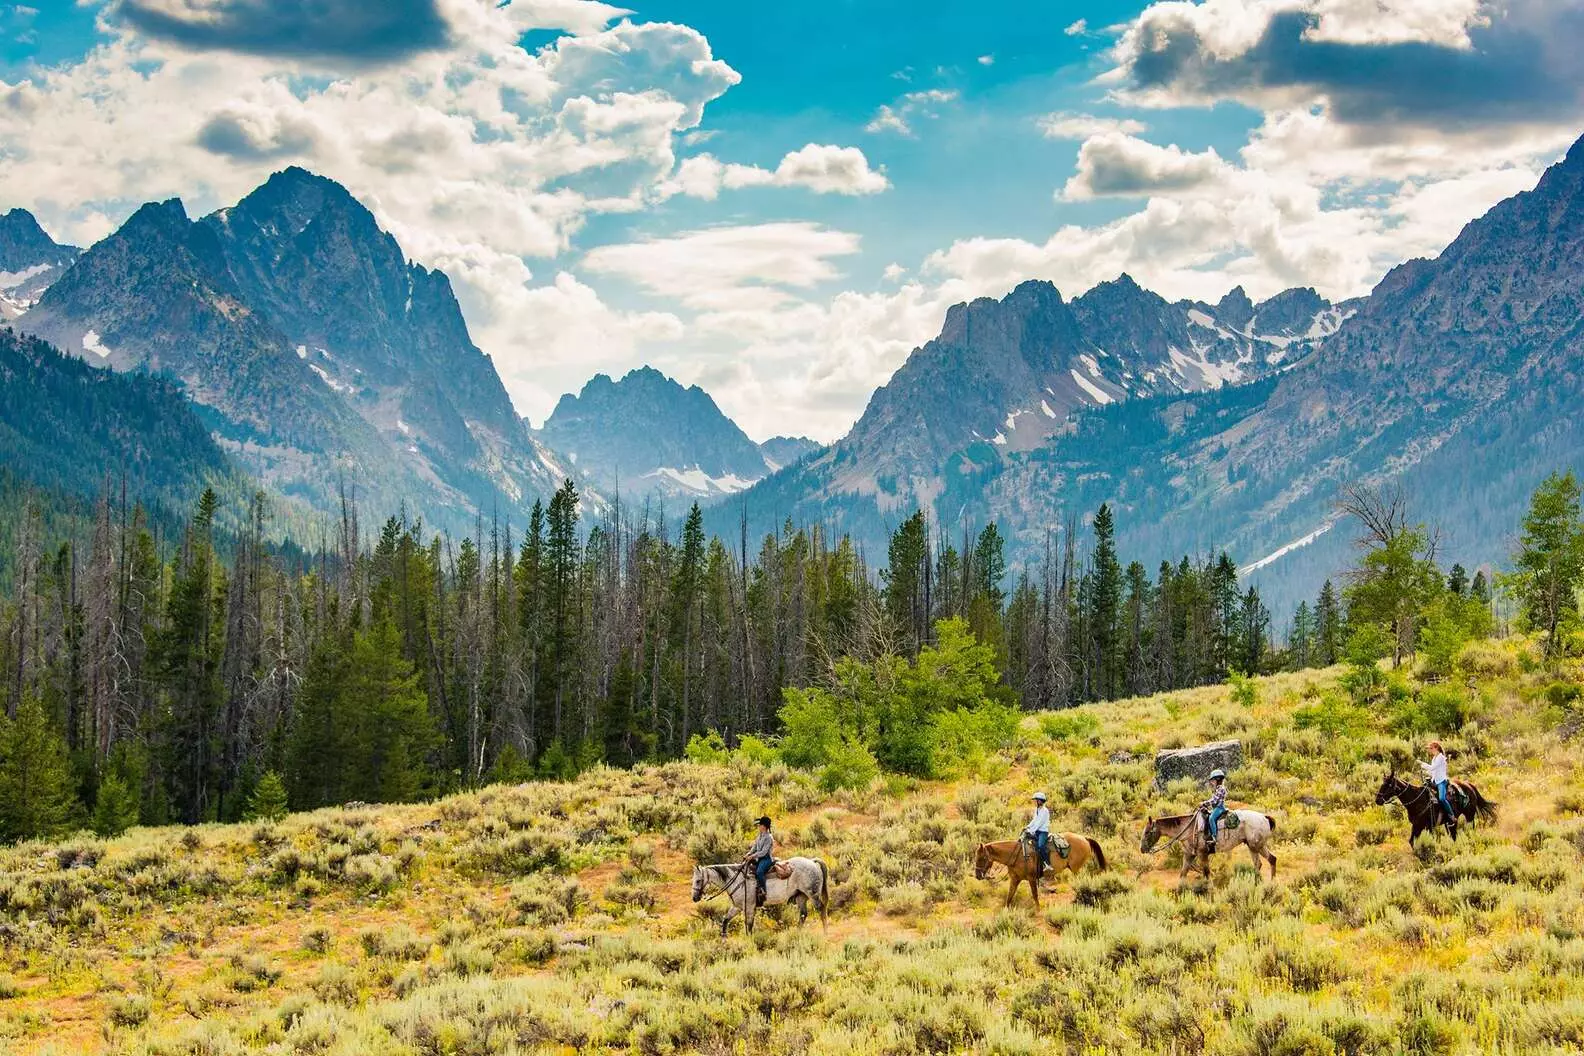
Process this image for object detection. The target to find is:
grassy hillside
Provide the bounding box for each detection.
[2,639,1582,1055]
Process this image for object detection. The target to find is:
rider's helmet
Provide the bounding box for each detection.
[1031,791,1048,802]
[755,815,773,828]
[1208,769,1226,781]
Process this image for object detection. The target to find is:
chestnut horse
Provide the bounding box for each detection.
[974,834,1107,908]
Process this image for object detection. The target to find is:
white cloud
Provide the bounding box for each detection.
[977,54,995,66]
[1062,133,1233,198]
[864,87,960,136]
[1039,111,1148,140]
[660,143,889,199]
[1064,18,1088,35]
[583,222,862,309]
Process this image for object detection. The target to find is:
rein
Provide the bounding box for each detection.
[701,863,750,903]
[1144,818,1197,855]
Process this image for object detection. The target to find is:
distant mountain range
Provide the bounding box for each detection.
[5,134,1583,616]
[727,133,1584,614]
[20,169,572,531]
[539,366,818,501]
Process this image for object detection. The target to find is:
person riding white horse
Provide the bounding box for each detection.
[1201,770,1229,851]
[743,815,775,907]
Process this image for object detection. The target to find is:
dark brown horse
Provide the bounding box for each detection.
[974,834,1107,909]
[1375,774,1496,845]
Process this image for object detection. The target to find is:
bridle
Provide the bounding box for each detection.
[1142,816,1196,855]
[697,863,751,903]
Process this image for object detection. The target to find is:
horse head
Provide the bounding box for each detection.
[1139,816,1160,853]
[1375,773,1402,806]
[690,865,708,903]
[973,843,991,880]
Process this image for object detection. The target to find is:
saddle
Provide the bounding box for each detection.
[769,859,793,880]
[1019,832,1070,860]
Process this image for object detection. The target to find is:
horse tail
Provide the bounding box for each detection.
[1469,784,1498,822]
[818,858,830,925]
[1088,838,1108,872]
[1264,815,1276,832]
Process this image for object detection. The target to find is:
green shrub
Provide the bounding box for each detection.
[683,730,730,765]
[1228,669,1259,709]
[1293,693,1373,737]
[1039,710,1101,742]
[1391,686,1466,737]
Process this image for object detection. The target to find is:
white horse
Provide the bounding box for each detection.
[1141,810,1277,883]
[691,857,830,935]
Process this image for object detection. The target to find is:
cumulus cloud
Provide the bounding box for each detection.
[1064,18,1088,35]
[1062,133,1232,198]
[113,0,454,64]
[1039,111,1148,140]
[865,88,959,136]
[659,143,888,199]
[1109,0,1584,132]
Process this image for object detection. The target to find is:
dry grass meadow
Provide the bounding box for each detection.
[2,637,1582,1055]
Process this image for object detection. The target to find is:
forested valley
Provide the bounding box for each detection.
[0,464,1566,842]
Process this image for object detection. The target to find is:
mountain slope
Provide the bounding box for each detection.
[540,367,778,501]
[0,208,78,319]
[20,171,573,528]
[0,325,239,509]
[958,134,1584,612]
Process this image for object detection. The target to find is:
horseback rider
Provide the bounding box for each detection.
[743,815,775,907]
[1201,770,1228,850]
[1024,792,1051,879]
[1419,741,1458,835]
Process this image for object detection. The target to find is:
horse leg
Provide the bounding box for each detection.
[721,903,735,938]
[1247,841,1262,880]
[796,892,808,925]
[1005,875,1017,908]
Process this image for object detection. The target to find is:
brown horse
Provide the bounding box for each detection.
[974,834,1107,908]
[1375,774,1497,845]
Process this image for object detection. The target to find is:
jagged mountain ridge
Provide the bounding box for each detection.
[726,134,1584,615]
[0,208,79,319]
[539,366,818,501]
[727,268,1351,540]
[952,134,1584,613]
[19,169,574,530]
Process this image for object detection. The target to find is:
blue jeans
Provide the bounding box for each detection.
[1435,781,1456,823]
[754,856,772,897]
[1207,805,1227,841]
[1032,831,1049,871]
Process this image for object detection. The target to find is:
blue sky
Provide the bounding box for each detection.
[2,0,1580,440]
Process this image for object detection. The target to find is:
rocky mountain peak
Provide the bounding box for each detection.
[1215,285,1255,329]
[0,208,79,271]
[540,366,774,501]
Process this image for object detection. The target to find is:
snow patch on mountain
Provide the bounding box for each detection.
[1070,368,1114,405]
[1241,522,1335,575]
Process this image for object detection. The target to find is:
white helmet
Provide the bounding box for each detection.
[1031,791,1048,802]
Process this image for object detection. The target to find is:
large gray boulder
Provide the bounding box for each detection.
[1153,740,1243,791]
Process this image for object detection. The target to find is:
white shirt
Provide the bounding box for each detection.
[1025,805,1050,834]
[1420,754,1447,783]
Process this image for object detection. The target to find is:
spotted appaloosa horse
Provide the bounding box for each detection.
[1141,810,1276,884]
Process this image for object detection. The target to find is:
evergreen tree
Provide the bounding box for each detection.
[91,772,140,837]
[1089,505,1122,699]
[245,770,289,822]
[883,511,931,654]
[1290,600,1314,669]
[1315,580,1343,666]
[973,523,1008,610]
[1447,563,1469,596]
[0,695,76,841]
